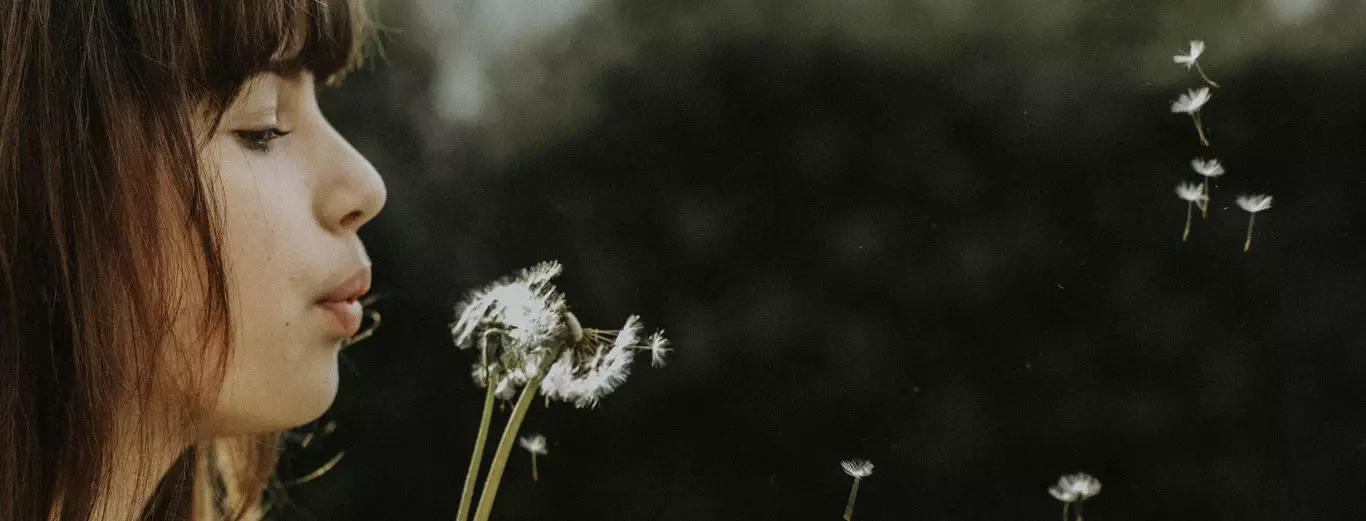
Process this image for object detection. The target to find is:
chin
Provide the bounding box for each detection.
[209,360,341,435]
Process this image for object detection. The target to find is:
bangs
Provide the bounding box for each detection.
[192,0,374,107]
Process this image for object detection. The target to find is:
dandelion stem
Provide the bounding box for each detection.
[1200,177,1210,218]
[1195,62,1220,88]
[843,476,862,521]
[457,371,502,521]
[531,453,539,482]
[1182,200,1193,241]
[1244,213,1256,252]
[1192,112,1210,147]
[1076,499,1085,521]
[1062,501,1070,521]
[472,350,562,521]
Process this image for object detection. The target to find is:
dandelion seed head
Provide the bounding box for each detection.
[1175,181,1206,201]
[540,319,638,408]
[1173,40,1205,69]
[1171,87,1212,114]
[450,261,569,352]
[1048,483,1079,503]
[1190,158,1225,178]
[1175,181,1207,202]
[1052,472,1101,500]
[518,434,549,455]
[451,262,573,396]
[1236,194,1273,213]
[841,458,874,478]
[645,330,671,368]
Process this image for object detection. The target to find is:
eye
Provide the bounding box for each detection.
[232,127,292,152]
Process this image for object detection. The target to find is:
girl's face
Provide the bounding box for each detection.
[196,71,386,435]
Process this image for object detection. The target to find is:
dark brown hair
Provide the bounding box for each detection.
[0,1,373,520]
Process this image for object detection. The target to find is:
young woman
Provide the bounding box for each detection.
[0,1,386,520]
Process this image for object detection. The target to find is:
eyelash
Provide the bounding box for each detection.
[232,128,292,152]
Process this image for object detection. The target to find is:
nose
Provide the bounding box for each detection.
[315,122,387,234]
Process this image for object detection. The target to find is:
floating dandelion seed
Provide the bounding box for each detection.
[517,434,548,482]
[1173,40,1220,88]
[1049,472,1101,521]
[1235,194,1273,252]
[1048,482,1078,521]
[1190,157,1225,218]
[840,459,873,521]
[1175,181,1207,241]
[1171,87,1213,147]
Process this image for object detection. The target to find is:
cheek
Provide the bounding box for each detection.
[206,147,341,433]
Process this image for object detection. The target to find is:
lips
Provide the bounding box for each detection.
[317,267,371,338]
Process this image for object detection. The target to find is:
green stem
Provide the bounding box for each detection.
[531,453,539,482]
[1182,200,1193,241]
[1244,213,1256,252]
[472,351,561,521]
[1062,501,1070,521]
[457,373,502,521]
[843,477,861,521]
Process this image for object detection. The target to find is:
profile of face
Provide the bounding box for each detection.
[194,71,386,436]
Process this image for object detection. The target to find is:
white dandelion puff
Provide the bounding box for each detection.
[1172,40,1204,68]
[1190,157,1225,178]
[645,330,671,368]
[518,433,549,482]
[1173,40,1220,87]
[1171,87,1211,114]
[1048,482,1079,503]
[450,261,570,388]
[1171,87,1213,147]
[517,434,548,455]
[841,459,874,478]
[1236,194,1273,213]
[1190,157,1225,218]
[453,263,673,521]
[1175,181,1207,241]
[1049,472,1101,521]
[1236,194,1273,252]
[1061,472,1102,499]
[840,459,874,521]
[539,315,670,408]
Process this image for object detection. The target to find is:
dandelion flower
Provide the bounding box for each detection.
[1190,157,1225,178]
[1048,482,1078,503]
[840,459,874,521]
[539,315,669,408]
[645,330,671,368]
[1172,40,1204,68]
[518,434,548,481]
[1190,157,1225,218]
[1171,87,1211,114]
[1235,194,1273,252]
[453,262,673,521]
[1061,472,1102,499]
[1175,181,1207,241]
[1173,40,1220,88]
[1049,472,1101,521]
[450,261,570,388]
[1171,87,1213,146]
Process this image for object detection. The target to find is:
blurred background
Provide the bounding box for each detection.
[274,0,1366,519]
